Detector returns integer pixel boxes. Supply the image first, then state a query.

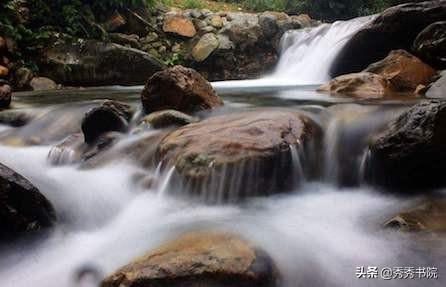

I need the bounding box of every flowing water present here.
[1,17,445,287]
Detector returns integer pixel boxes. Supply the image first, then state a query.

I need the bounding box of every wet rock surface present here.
[140,109,198,129]
[141,65,223,114]
[0,162,56,241]
[81,100,133,144]
[365,100,446,190]
[157,109,321,202]
[42,40,165,86]
[414,21,446,70]
[101,231,279,287]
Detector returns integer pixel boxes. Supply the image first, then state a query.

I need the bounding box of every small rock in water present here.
[0,81,12,109]
[30,77,58,91]
[81,100,133,144]
[141,65,223,114]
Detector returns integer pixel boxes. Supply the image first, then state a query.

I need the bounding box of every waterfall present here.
[212,16,374,92]
[272,16,374,84]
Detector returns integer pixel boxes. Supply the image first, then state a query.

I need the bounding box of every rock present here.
[0,81,11,109]
[208,15,223,28]
[101,231,279,287]
[364,50,437,92]
[223,13,262,50]
[365,100,446,190]
[192,33,219,62]
[426,71,446,98]
[200,26,216,33]
[259,13,279,38]
[30,77,58,91]
[163,15,197,38]
[103,11,127,33]
[43,39,164,86]
[157,109,320,202]
[291,14,313,28]
[216,34,234,50]
[141,65,223,114]
[0,162,56,240]
[140,110,198,129]
[81,100,133,144]
[0,65,9,77]
[317,72,398,99]
[14,67,34,90]
[141,32,158,44]
[385,199,446,233]
[414,21,446,69]
[0,110,32,127]
[331,1,446,77]
[109,33,140,49]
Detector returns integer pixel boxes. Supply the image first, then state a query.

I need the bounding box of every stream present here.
[0,16,445,287]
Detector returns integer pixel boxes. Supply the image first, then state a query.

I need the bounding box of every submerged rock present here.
[318,72,398,99]
[140,110,198,129]
[364,50,437,93]
[0,162,56,240]
[414,21,446,70]
[385,199,446,233]
[157,109,321,202]
[365,100,446,190]
[331,1,446,77]
[81,100,133,144]
[141,65,223,114]
[101,231,279,287]
[42,39,164,86]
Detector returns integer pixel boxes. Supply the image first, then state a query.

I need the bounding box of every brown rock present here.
[364,50,437,92]
[157,109,320,202]
[318,72,399,99]
[101,231,279,287]
[163,15,197,37]
[141,65,223,114]
[0,65,9,77]
[103,11,127,32]
[385,199,446,233]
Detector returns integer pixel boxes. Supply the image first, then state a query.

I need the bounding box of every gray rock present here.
[30,77,58,91]
[426,71,446,98]
[192,33,220,62]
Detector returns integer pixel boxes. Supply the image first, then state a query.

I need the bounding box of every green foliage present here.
[181,0,207,9]
[163,53,184,66]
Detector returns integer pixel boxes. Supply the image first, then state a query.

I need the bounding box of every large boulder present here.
[101,231,279,287]
[385,199,446,233]
[42,39,164,86]
[163,14,197,38]
[157,109,321,202]
[330,1,446,77]
[365,100,446,190]
[81,100,133,144]
[317,72,399,99]
[0,81,12,109]
[0,162,55,240]
[141,66,223,114]
[364,50,437,92]
[426,70,446,98]
[414,21,446,69]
